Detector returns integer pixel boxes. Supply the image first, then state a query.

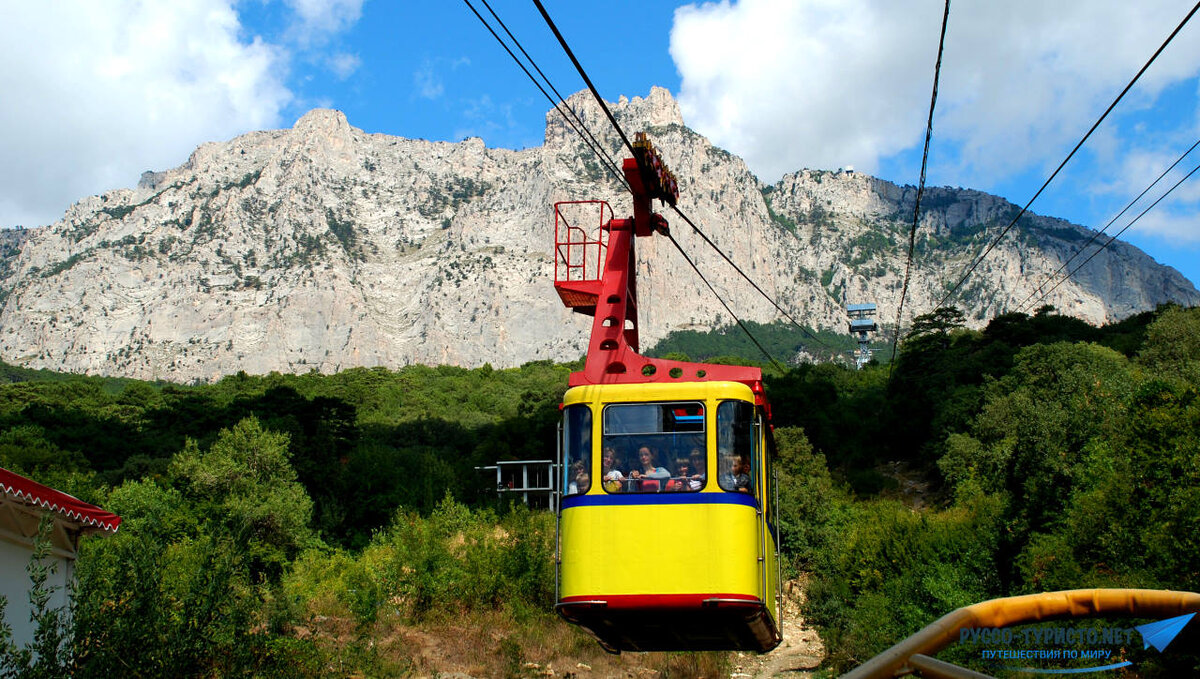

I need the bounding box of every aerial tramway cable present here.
[1015,137,1200,313]
[934,0,1200,311]
[668,205,837,352]
[889,0,951,376]
[531,0,638,160]
[664,232,788,371]
[1022,160,1200,312]
[475,0,630,191]
[461,0,630,192]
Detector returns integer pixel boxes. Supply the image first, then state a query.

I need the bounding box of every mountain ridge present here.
[0,87,1195,381]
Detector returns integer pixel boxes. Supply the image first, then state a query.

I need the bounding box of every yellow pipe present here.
[842,589,1200,679]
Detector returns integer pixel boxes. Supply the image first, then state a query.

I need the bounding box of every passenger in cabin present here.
[691,453,705,484]
[731,454,752,493]
[666,453,703,491]
[601,446,625,492]
[666,457,690,491]
[629,445,670,489]
[568,461,590,495]
[687,448,706,489]
[719,454,753,493]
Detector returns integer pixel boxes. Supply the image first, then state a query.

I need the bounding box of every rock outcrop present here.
[0,87,1195,381]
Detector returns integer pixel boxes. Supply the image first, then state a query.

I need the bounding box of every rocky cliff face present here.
[1,87,1196,381]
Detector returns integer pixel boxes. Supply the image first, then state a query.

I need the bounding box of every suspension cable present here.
[890,0,951,374]
[935,0,1200,310]
[1015,137,1200,313]
[462,0,630,191]
[1024,161,1200,311]
[477,0,628,189]
[664,232,788,372]
[670,205,837,351]
[531,0,638,159]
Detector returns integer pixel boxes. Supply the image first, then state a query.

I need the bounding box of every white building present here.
[0,468,120,648]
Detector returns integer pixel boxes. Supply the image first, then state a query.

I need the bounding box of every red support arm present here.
[554,139,765,404]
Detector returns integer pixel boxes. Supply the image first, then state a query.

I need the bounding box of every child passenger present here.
[567,461,590,495]
[666,451,705,491]
[601,446,625,492]
[720,454,752,494]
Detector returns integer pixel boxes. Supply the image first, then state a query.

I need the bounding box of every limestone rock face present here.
[1,89,1196,381]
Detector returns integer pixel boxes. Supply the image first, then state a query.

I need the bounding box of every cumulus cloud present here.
[283,0,363,46]
[0,0,370,230]
[670,0,1200,192]
[328,52,362,80]
[1116,149,1200,243]
[1080,125,1200,242]
[0,1,292,228]
[414,60,445,100]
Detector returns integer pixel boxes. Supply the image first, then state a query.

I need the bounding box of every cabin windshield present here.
[601,402,706,493]
[717,400,756,497]
[563,404,592,496]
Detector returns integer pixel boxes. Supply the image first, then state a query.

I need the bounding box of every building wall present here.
[0,524,75,650]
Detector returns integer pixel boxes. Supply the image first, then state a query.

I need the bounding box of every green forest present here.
[0,304,1197,677]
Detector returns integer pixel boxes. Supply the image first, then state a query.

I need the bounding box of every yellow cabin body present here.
[556,381,781,652]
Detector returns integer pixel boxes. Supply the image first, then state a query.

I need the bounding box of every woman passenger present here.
[629,446,670,487]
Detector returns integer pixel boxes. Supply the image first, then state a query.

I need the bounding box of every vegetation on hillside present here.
[0,305,1196,676]
[647,318,887,366]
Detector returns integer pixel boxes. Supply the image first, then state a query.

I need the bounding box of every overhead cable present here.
[935,0,1200,310]
[461,0,630,191]
[670,206,837,352]
[477,0,629,189]
[664,232,788,372]
[890,0,952,374]
[531,0,638,159]
[1016,137,1200,313]
[1023,160,1200,311]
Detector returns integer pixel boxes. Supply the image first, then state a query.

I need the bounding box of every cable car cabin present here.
[550,134,781,652]
[556,380,781,653]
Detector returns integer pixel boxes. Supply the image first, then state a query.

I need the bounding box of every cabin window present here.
[717,400,756,497]
[601,402,706,493]
[563,404,592,496]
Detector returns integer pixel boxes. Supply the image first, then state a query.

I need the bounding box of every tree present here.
[170,416,313,580]
[906,306,966,340]
[1137,305,1200,383]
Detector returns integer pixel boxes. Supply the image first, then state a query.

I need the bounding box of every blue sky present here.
[2,0,1198,293]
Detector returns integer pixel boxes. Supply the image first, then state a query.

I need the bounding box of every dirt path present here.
[733,578,825,679]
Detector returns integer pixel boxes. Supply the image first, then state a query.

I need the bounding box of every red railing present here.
[553,200,611,309]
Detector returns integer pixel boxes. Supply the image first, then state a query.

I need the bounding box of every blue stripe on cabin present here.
[562,493,758,510]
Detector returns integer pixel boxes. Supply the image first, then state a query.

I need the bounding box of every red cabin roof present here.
[0,467,121,533]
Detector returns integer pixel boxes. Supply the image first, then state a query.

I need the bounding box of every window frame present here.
[562,403,593,497]
[716,399,757,498]
[600,400,708,494]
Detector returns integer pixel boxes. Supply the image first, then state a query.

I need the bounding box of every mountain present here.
[1,87,1196,381]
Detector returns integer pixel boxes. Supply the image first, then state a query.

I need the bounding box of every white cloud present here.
[413,57,472,102]
[670,0,1200,187]
[1124,162,1200,243]
[283,0,363,46]
[327,52,362,80]
[1133,210,1200,243]
[414,60,444,100]
[0,1,292,228]
[1083,133,1200,241]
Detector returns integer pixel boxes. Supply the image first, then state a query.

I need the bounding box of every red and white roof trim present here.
[0,467,121,533]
